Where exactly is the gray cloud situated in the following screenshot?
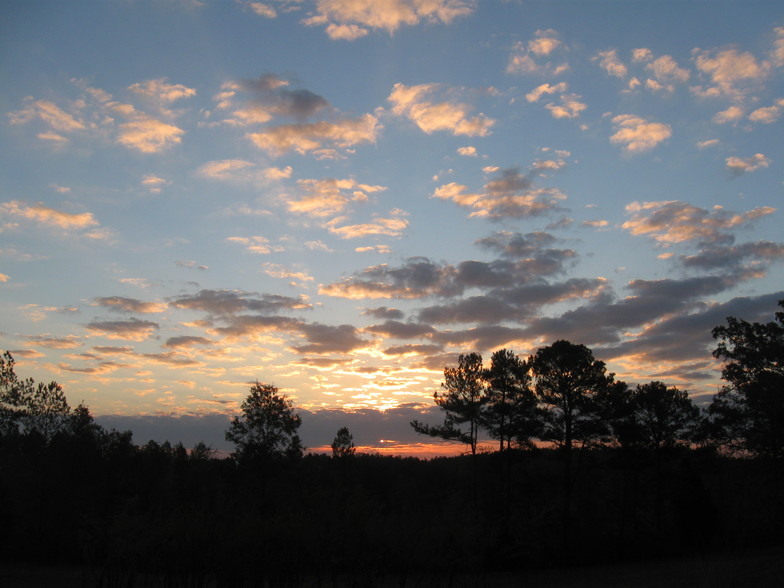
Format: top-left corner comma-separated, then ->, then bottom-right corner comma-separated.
170,289 -> 310,316
293,322 -> 367,354
238,74 -> 330,120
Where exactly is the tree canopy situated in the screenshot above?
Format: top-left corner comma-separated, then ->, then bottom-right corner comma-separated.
708,299 -> 784,456
225,381 -> 304,463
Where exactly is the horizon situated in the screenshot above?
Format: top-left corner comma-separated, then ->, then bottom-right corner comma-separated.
2,0 -> 783,457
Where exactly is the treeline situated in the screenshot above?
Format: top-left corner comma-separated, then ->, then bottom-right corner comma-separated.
0,302 -> 781,586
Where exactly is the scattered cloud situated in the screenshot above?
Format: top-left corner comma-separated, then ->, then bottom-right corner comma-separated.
545,93 -> 587,119
623,200 -> 775,246
247,114 -> 380,156
507,29 -> 568,76
610,114 -> 672,153
170,289 -> 311,316
326,209 -> 409,239
594,49 -> 628,78
94,296 -> 167,314
301,0 -> 476,40
226,235 -> 282,254
0,201 -> 98,232
287,177 -> 386,217
525,82 -> 568,103
725,153 -> 770,176
176,260 -> 209,271
691,47 -> 770,100
713,105 -> 744,124
387,83 -> 494,137
86,318 -> 159,341
432,166 -> 566,220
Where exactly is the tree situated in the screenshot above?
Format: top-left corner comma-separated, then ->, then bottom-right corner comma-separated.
226,382 -> 304,463
608,381 -> 699,452
528,340 -> 615,554
411,352 -> 486,455
331,426 -> 355,458
708,299 -> 784,456
482,349 -> 541,451
529,340 -> 614,452
0,351 -> 72,444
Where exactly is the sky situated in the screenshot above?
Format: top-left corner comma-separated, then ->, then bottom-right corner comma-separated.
2,0 -> 783,456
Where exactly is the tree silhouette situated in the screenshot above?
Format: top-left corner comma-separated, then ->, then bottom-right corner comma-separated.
226,382 -> 304,464
0,351 -> 72,444
708,299 -> 784,456
611,381 -> 700,452
529,341 -> 614,452
482,349 -> 541,451
529,340 -> 615,555
411,352 -> 486,455
331,426 -> 356,458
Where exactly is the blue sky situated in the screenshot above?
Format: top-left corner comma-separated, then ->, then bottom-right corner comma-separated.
2,0 -> 783,454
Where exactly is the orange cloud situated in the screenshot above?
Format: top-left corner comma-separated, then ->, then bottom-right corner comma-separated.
247,114 -> 380,156
387,83 -> 494,137
326,210 -> 409,239
610,114 -> 672,153
0,201 -> 98,231
302,0 -> 476,40
623,200 -> 775,245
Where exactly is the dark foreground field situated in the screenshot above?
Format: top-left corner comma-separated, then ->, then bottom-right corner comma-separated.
3,544 -> 783,588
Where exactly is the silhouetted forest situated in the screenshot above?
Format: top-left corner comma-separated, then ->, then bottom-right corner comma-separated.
1,302 -> 782,587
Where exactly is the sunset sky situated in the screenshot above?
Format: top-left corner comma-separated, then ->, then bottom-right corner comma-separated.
2,0 -> 783,455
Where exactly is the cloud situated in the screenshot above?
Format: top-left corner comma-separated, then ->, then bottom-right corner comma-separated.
713,105 -> 744,124
773,27 -> 784,67
457,146 -> 477,157
725,153 -> 770,176
387,83 -> 494,137
610,114 -> 672,153
697,139 -> 720,149
623,200 -> 776,246
197,159 -> 257,181
326,209 -> 409,239
216,75 -> 330,125
175,260 -> 208,270
691,47 -> 770,100
748,100 -> 784,124
525,82 -> 567,103
320,257 -> 460,299
141,175 -> 170,193
432,166 -> 566,220
86,318 -> 159,341
365,320 -> 436,339
226,236 -> 283,254
9,79 -> 191,152
247,2 -> 277,18
262,263 -> 315,286
544,94 -> 587,119
293,322 -> 368,354
301,0 -> 476,40
116,117 -> 185,153
94,296 -> 167,314
247,114 -> 380,156
594,49 -> 628,78
0,201 -> 98,231
287,177 -> 386,218
632,48 -> 653,63
507,30 -> 568,76
7,99 -> 85,133
163,336 -> 214,348
128,78 -> 196,109
24,335 -> 82,349
170,289 -> 311,316
362,306 -> 405,320
641,55 -> 690,93
681,241 -> 784,270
